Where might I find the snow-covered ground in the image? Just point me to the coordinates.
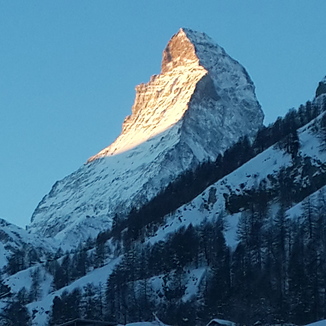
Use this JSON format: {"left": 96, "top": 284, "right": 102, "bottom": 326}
{"left": 146, "top": 111, "right": 326, "bottom": 249}
{"left": 0, "top": 218, "right": 56, "bottom": 270}
{"left": 26, "top": 257, "right": 120, "bottom": 326}
{"left": 123, "top": 320, "right": 170, "bottom": 326}
{"left": 306, "top": 320, "right": 326, "bottom": 326}
{"left": 2, "top": 106, "right": 325, "bottom": 326}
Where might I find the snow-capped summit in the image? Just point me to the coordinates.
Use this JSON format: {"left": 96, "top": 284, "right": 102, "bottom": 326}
{"left": 29, "top": 28, "right": 264, "bottom": 249}
{"left": 89, "top": 28, "right": 263, "bottom": 161}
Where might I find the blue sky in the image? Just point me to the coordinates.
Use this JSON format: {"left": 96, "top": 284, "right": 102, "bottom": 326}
{"left": 1, "top": 1, "right": 326, "bottom": 228}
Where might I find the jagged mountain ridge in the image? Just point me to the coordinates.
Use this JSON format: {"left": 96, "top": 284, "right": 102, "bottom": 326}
{"left": 28, "top": 28, "right": 263, "bottom": 249}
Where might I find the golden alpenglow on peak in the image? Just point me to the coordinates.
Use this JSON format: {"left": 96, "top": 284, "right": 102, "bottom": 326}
{"left": 87, "top": 28, "right": 264, "bottom": 162}
{"left": 88, "top": 29, "right": 208, "bottom": 161}
{"left": 161, "top": 28, "right": 200, "bottom": 73}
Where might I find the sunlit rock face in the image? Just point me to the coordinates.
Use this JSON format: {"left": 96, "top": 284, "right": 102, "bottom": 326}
{"left": 29, "top": 28, "right": 264, "bottom": 249}
{"left": 88, "top": 29, "right": 207, "bottom": 160}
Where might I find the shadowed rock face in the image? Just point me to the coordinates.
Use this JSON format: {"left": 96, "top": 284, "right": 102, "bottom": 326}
{"left": 316, "top": 76, "right": 326, "bottom": 98}
{"left": 29, "top": 28, "right": 264, "bottom": 249}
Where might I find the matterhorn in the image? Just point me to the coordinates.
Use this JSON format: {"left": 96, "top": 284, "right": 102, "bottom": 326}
{"left": 29, "top": 28, "right": 264, "bottom": 248}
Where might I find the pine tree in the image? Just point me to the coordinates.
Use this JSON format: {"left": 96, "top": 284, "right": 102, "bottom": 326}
{"left": 48, "top": 289, "right": 82, "bottom": 325}
{"left": 82, "top": 283, "right": 102, "bottom": 320}
{"left": 206, "top": 217, "right": 230, "bottom": 316}
{"left": 52, "top": 254, "right": 71, "bottom": 290}
{"left": 287, "top": 130, "right": 300, "bottom": 159}
{"left": 29, "top": 267, "right": 41, "bottom": 301}
{"left": 71, "top": 247, "right": 87, "bottom": 280}
{"left": 17, "top": 287, "right": 29, "bottom": 305}
{"left": 301, "top": 196, "right": 317, "bottom": 239}
{"left": 6, "top": 249, "right": 25, "bottom": 275}
{"left": 0, "top": 277, "right": 10, "bottom": 298}
{"left": 48, "top": 295, "right": 65, "bottom": 326}
{"left": 94, "top": 238, "right": 106, "bottom": 268}
{"left": 0, "top": 299, "right": 31, "bottom": 326}
{"left": 162, "top": 268, "right": 186, "bottom": 304}
{"left": 288, "top": 223, "right": 309, "bottom": 323}
{"left": 270, "top": 205, "right": 289, "bottom": 321}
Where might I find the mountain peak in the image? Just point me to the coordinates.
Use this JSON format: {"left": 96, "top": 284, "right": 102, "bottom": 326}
{"left": 30, "top": 29, "right": 263, "bottom": 247}
{"left": 88, "top": 29, "right": 210, "bottom": 161}
{"left": 88, "top": 28, "right": 263, "bottom": 162}
{"left": 161, "top": 28, "right": 204, "bottom": 73}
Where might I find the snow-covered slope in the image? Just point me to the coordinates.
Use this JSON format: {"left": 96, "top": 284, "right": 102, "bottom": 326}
{"left": 28, "top": 28, "right": 263, "bottom": 249}
{"left": 145, "top": 108, "right": 326, "bottom": 248}
{"left": 306, "top": 320, "right": 326, "bottom": 326}
{"left": 0, "top": 218, "right": 54, "bottom": 271}
{"left": 17, "top": 99, "right": 326, "bottom": 326}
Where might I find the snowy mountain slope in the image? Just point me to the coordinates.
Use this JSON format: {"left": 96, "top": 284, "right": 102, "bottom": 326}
{"left": 1, "top": 98, "right": 324, "bottom": 326}
{"left": 307, "top": 320, "right": 326, "bottom": 326}
{"left": 145, "top": 108, "right": 326, "bottom": 248}
{"left": 0, "top": 218, "right": 55, "bottom": 271}
{"left": 9, "top": 97, "right": 323, "bottom": 326}
{"left": 28, "top": 28, "right": 263, "bottom": 249}
{"left": 20, "top": 257, "right": 205, "bottom": 325}
{"left": 286, "top": 184, "right": 326, "bottom": 220}
{"left": 24, "top": 257, "right": 120, "bottom": 326}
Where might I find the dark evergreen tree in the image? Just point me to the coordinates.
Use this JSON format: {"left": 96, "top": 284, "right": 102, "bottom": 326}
{"left": 288, "top": 223, "right": 309, "bottom": 324}
{"left": 319, "top": 113, "right": 326, "bottom": 150}
{"left": 48, "top": 295, "right": 65, "bottom": 326}
{"left": 162, "top": 268, "right": 186, "bottom": 304}
{"left": 52, "top": 261, "right": 68, "bottom": 290}
{"left": 29, "top": 267, "right": 41, "bottom": 301}
{"left": 71, "top": 247, "right": 88, "bottom": 280}
{"left": 0, "top": 277, "right": 11, "bottom": 298}
{"left": 82, "top": 283, "right": 103, "bottom": 320}
{"left": 6, "top": 249, "right": 25, "bottom": 275}
{"left": 286, "top": 130, "right": 300, "bottom": 159}
{"left": 205, "top": 217, "right": 230, "bottom": 317}
{"left": 301, "top": 196, "right": 317, "bottom": 239}
{"left": 0, "top": 299, "right": 31, "bottom": 326}
{"left": 269, "top": 205, "right": 289, "bottom": 321}
{"left": 25, "top": 246, "right": 39, "bottom": 267}
{"left": 17, "top": 287, "right": 29, "bottom": 305}
{"left": 94, "top": 236, "right": 107, "bottom": 268}
{"left": 137, "top": 274, "right": 153, "bottom": 320}
{"left": 48, "top": 289, "right": 81, "bottom": 325}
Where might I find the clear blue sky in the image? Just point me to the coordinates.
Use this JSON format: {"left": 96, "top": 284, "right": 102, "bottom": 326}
{"left": 1, "top": 1, "right": 325, "bottom": 228}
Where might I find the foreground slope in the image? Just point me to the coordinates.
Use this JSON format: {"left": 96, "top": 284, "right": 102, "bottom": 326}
{"left": 2, "top": 85, "right": 325, "bottom": 325}
{"left": 147, "top": 104, "right": 326, "bottom": 247}
{"left": 28, "top": 28, "right": 263, "bottom": 248}
{"left": 12, "top": 92, "right": 326, "bottom": 326}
